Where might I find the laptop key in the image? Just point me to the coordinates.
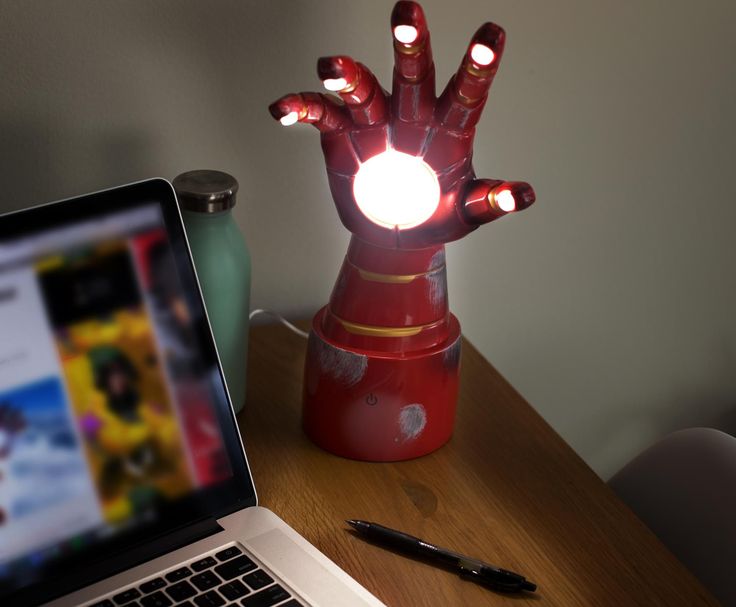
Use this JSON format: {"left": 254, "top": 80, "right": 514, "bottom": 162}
{"left": 165, "top": 566, "right": 193, "bottom": 582}
{"left": 191, "top": 570, "right": 221, "bottom": 591}
{"left": 279, "top": 601, "right": 302, "bottom": 607}
{"left": 215, "top": 546, "right": 243, "bottom": 562}
{"left": 240, "top": 584, "right": 291, "bottom": 607}
{"left": 219, "top": 579, "right": 249, "bottom": 600}
{"left": 194, "top": 590, "right": 226, "bottom": 607}
{"left": 113, "top": 588, "right": 142, "bottom": 604}
{"left": 90, "top": 600, "right": 115, "bottom": 607}
{"left": 165, "top": 579, "right": 197, "bottom": 602}
{"left": 242, "top": 570, "right": 273, "bottom": 591}
{"left": 214, "top": 555, "right": 257, "bottom": 580}
{"left": 140, "top": 577, "right": 167, "bottom": 594}
{"left": 140, "top": 591, "right": 173, "bottom": 607}
{"left": 191, "top": 556, "right": 218, "bottom": 571}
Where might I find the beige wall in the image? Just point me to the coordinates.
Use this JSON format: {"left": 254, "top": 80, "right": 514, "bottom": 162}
{"left": 1, "top": 0, "right": 735, "bottom": 478}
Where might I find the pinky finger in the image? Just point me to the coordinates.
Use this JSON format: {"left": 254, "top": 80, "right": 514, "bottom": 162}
{"left": 268, "top": 92, "right": 351, "bottom": 133}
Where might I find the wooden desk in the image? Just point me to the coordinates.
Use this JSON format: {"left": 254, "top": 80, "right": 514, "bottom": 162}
{"left": 240, "top": 324, "right": 717, "bottom": 606}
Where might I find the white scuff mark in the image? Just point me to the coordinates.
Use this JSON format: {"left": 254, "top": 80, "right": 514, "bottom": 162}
{"left": 319, "top": 341, "right": 368, "bottom": 386}
{"left": 425, "top": 268, "right": 447, "bottom": 312}
{"left": 428, "top": 248, "right": 446, "bottom": 271}
{"left": 442, "top": 336, "right": 461, "bottom": 369}
{"left": 399, "top": 404, "right": 426, "bottom": 441}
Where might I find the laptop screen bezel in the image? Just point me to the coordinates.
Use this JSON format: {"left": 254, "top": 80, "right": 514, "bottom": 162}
{"left": 0, "top": 178, "right": 257, "bottom": 605}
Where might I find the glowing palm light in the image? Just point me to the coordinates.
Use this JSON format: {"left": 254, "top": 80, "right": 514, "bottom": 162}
{"left": 470, "top": 43, "right": 495, "bottom": 66}
{"left": 279, "top": 111, "right": 299, "bottom": 126}
{"left": 323, "top": 77, "right": 349, "bottom": 92}
{"left": 495, "top": 189, "right": 516, "bottom": 212}
{"left": 394, "top": 25, "right": 419, "bottom": 45}
{"left": 353, "top": 150, "right": 440, "bottom": 229}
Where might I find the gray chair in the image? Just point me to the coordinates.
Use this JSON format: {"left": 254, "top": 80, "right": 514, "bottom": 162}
{"left": 609, "top": 427, "right": 736, "bottom": 606}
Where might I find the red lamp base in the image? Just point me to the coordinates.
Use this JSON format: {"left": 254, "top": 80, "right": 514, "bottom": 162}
{"left": 303, "top": 307, "right": 461, "bottom": 461}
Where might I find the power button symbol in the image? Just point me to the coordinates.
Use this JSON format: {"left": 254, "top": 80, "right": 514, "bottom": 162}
{"left": 366, "top": 393, "right": 378, "bottom": 406}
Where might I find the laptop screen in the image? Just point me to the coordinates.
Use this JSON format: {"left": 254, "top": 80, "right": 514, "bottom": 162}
{"left": 0, "top": 180, "right": 255, "bottom": 602}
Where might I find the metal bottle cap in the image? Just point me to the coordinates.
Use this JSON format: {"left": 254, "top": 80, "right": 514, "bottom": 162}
{"left": 173, "top": 169, "right": 239, "bottom": 213}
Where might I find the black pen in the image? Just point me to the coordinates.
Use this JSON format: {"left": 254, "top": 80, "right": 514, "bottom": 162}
{"left": 346, "top": 520, "right": 536, "bottom": 593}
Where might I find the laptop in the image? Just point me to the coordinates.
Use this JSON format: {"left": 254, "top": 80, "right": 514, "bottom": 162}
{"left": 0, "top": 179, "right": 384, "bottom": 607}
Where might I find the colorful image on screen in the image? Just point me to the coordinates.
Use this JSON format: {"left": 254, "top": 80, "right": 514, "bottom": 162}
{"left": 38, "top": 243, "right": 194, "bottom": 523}
{"left": 0, "top": 377, "right": 100, "bottom": 563}
{"left": 0, "top": 204, "right": 236, "bottom": 595}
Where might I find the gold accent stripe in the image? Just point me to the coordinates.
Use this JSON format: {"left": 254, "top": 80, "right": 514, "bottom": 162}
{"left": 336, "top": 316, "right": 437, "bottom": 338}
{"left": 394, "top": 40, "right": 424, "bottom": 56}
{"left": 347, "top": 258, "right": 445, "bottom": 284}
{"left": 465, "top": 62, "right": 494, "bottom": 78}
{"left": 357, "top": 269, "right": 418, "bottom": 284}
{"left": 338, "top": 69, "right": 361, "bottom": 94}
{"left": 455, "top": 87, "right": 482, "bottom": 105}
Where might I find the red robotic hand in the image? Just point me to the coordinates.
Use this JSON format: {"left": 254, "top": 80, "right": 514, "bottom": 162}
{"left": 269, "top": 1, "right": 535, "bottom": 249}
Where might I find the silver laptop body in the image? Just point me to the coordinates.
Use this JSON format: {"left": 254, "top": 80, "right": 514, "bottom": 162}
{"left": 0, "top": 179, "right": 384, "bottom": 607}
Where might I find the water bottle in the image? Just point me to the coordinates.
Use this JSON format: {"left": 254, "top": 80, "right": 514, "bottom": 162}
{"left": 173, "top": 170, "right": 251, "bottom": 413}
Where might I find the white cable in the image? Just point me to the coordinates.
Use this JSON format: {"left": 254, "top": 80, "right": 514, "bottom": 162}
{"left": 249, "top": 308, "right": 309, "bottom": 339}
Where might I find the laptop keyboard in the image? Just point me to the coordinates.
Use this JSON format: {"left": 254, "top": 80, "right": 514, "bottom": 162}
{"left": 87, "top": 544, "right": 302, "bottom": 607}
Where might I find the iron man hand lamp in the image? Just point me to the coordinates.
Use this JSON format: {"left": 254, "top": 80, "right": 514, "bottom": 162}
{"left": 269, "top": 1, "right": 536, "bottom": 461}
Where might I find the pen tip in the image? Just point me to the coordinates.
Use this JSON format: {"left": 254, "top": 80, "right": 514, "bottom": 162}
{"left": 522, "top": 581, "right": 537, "bottom": 592}
{"left": 346, "top": 519, "right": 358, "bottom": 528}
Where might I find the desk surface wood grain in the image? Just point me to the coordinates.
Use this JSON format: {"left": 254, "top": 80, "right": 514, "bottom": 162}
{"left": 240, "top": 324, "right": 717, "bottom": 606}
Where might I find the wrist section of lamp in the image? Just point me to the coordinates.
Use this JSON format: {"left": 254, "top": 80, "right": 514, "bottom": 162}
{"left": 326, "top": 237, "right": 448, "bottom": 332}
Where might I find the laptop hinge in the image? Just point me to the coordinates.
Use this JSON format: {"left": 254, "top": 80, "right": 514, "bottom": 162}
{"left": 15, "top": 517, "right": 224, "bottom": 606}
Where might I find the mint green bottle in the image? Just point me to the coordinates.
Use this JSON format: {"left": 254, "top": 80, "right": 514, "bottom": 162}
{"left": 173, "top": 170, "right": 251, "bottom": 413}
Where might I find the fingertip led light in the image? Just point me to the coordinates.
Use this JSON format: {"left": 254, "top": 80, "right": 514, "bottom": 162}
{"left": 394, "top": 25, "right": 419, "bottom": 45}
{"left": 323, "top": 77, "right": 348, "bottom": 92}
{"left": 279, "top": 111, "right": 299, "bottom": 126}
{"left": 495, "top": 189, "right": 516, "bottom": 212}
{"left": 470, "top": 43, "right": 495, "bottom": 66}
{"left": 353, "top": 150, "right": 440, "bottom": 229}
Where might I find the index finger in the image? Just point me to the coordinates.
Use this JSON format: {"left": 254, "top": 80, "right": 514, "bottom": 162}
{"left": 435, "top": 22, "right": 506, "bottom": 131}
